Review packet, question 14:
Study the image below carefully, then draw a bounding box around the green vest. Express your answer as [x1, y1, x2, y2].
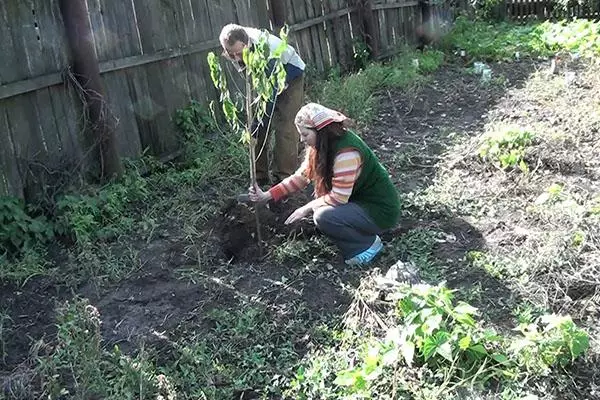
[333, 130, 400, 229]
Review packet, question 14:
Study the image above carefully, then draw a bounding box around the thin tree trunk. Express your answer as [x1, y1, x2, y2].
[246, 72, 263, 255]
[59, 0, 123, 179]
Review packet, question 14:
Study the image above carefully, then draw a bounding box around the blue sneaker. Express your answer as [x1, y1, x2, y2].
[345, 236, 383, 266]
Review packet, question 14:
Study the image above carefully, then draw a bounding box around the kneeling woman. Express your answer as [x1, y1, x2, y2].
[249, 103, 400, 265]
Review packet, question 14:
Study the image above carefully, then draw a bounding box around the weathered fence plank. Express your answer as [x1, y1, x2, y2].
[322, 0, 340, 70]
[6, 0, 551, 199]
[0, 109, 23, 197]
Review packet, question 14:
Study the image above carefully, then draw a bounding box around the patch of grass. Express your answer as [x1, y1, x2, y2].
[161, 305, 338, 399]
[271, 235, 338, 267]
[0, 247, 51, 286]
[312, 49, 444, 125]
[380, 227, 444, 281]
[55, 169, 150, 245]
[63, 243, 141, 286]
[445, 17, 600, 61]
[22, 298, 163, 400]
[478, 126, 535, 172]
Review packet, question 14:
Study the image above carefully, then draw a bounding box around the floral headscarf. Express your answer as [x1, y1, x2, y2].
[294, 103, 348, 130]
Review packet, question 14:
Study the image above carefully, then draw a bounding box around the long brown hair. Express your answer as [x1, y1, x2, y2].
[304, 122, 347, 196]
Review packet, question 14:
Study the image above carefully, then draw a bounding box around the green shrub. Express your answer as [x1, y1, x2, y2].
[0, 196, 54, 256]
[478, 127, 535, 171]
[55, 170, 149, 245]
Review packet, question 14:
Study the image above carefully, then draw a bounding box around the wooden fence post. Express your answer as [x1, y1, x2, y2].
[270, 0, 286, 32]
[59, 0, 123, 179]
[356, 0, 380, 59]
[257, 0, 271, 29]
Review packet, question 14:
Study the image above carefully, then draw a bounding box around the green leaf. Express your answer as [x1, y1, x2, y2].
[365, 346, 380, 368]
[334, 370, 357, 386]
[423, 314, 443, 335]
[469, 344, 488, 355]
[422, 331, 450, 361]
[422, 337, 438, 361]
[402, 340, 415, 366]
[519, 159, 529, 173]
[459, 335, 472, 350]
[454, 302, 478, 316]
[491, 353, 509, 364]
[437, 342, 453, 362]
[222, 99, 238, 123]
[569, 330, 589, 358]
[455, 313, 476, 327]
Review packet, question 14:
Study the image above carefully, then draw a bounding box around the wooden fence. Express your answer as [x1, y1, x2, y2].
[0, 0, 450, 200]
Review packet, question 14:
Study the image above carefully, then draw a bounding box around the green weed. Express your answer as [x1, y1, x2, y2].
[313, 49, 444, 125]
[445, 17, 600, 61]
[288, 283, 589, 399]
[478, 127, 535, 171]
[0, 246, 51, 286]
[34, 298, 162, 400]
[55, 169, 149, 245]
[511, 314, 589, 376]
[0, 196, 54, 257]
[174, 99, 217, 141]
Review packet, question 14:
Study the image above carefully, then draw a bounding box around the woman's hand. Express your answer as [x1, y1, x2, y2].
[248, 183, 272, 203]
[284, 205, 312, 225]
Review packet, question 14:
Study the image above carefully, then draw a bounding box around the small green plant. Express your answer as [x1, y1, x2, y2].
[329, 283, 512, 398]
[352, 38, 371, 71]
[511, 314, 589, 376]
[174, 99, 216, 140]
[55, 170, 149, 244]
[415, 49, 445, 74]
[478, 127, 535, 171]
[546, 183, 564, 201]
[320, 283, 589, 398]
[0, 196, 54, 256]
[571, 230, 585, 247]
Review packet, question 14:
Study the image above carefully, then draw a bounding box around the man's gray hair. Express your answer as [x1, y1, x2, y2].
[219, 24, 249, 47]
